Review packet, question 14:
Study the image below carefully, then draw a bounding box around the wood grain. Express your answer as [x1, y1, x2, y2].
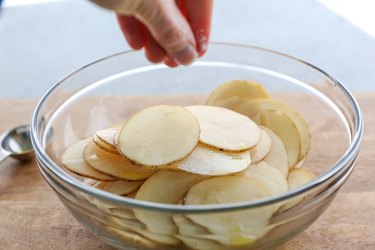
[0, 95, 374, 250]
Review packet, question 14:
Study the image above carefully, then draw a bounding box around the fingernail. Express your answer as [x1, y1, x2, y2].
[172, 45, 198, 66]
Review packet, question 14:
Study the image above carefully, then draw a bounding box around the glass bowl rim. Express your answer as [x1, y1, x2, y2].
[31, 42, 364, 213]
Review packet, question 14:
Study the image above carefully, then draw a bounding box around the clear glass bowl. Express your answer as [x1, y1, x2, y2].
[31, 43, 363, 250]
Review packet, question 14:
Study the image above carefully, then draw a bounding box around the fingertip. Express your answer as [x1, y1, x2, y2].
[145, 50, 165, 63]
[171, 45, 198, 66]
[164, 56, 179, 67]
[144, 31, 166, 63]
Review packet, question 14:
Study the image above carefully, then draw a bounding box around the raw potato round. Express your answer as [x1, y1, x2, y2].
[206, 80, 270, 106]
[214, 96, 246, 111]
[133, 228, 180, 246]
[177, 145, 251, 176]
[234, 98, 310, 162]
[93, 134, 119, 155]
[234, 99, 266, 122]
[294, 157, 306, 169]
[186, 105, 261, 152]
[61, 138, 117, 181]
[107, 227, 160, 249]
[249, 127, 272, 163]
[185, 176, 273, 235]
[263, 109, 301, 168]
[113, 128, 121, 147]
[84, 179, 143, 196]
[288, 168, 315, 188]
[96, 127, 118, 149]
[118, 105, 200, 167]
[84, 140, 157, 180]
[111, 216, 180, 246]
[238, 161, 288, 197]
[174, 205, 258, 247]
[194, 233, 256, 247]
[173, 214, 209, 237]
[278, 168, 315, 212]
[251, 113, 262, 125]
[134, 170, 206, 234]
[253, 99, 311, 160]
[126, 189, 139, 199]
[176, 235, 227, 250]
[109, 207, 137, 220]
[262, 127, 289, 177]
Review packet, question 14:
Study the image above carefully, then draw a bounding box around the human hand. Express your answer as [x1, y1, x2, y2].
[91, 0, 213, 67]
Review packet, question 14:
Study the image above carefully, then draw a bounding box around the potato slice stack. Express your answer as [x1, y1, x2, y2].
[61, 80, 316, 250]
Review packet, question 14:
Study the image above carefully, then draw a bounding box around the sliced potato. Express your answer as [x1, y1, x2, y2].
[82, 180, 119, 211]
[173, 214, 209, 237]
[250, 127, 272, 163]
[112, 217, 145, 230]
[83, 177, 100, 186]
[118, 105, 200, 167]
[251, 113, 262, 125]
[288, 168, 315, 189]
[278, 168, 315, 212]
[126, 189, 139, 198]
[262, 127, 289, 177]
[84, 140, 157, 180]
[195, 233, 256, 247]
[294, 157, 306, 169]
[61, 138, 118, 181]
[134, 228, 180, 246]
[109, 207, 137, 220]
[177, 145, 251, 176]
[84, 196, 118, 211]
[176, 235, 228, 250]
[186, 105, 261, 152]
[113, 127, 121, 147]
[206, 80, 270, 106]
[134, 170, 206, 234]
[88, 179, 143, 196]
[95, 127, 118, 149]
[92, 134, 119, 154]
[111, 216, 180, 246]
[256, 99, 311, 160]
[235, 98, 310, 161]
[263, 109, 301, 168]
[232, 99, 268, 124]
[107, 226, 160, 249]
[185, 176, 273, 236]
[238, 161, 288, 197]
[175, 217, 261, 247]
[213, 96, 246, 110]
[173, 214, 260, 246]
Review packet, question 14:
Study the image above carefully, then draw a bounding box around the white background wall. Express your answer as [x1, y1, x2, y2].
[1, 0, 375, 97]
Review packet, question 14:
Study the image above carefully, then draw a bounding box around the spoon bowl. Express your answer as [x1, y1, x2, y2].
[0, 125, 34, 162]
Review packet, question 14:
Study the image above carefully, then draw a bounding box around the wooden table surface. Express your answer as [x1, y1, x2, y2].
[0, 95, 374, 250]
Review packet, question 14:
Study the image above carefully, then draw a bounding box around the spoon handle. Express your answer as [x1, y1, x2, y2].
[0, 148, 11, 163]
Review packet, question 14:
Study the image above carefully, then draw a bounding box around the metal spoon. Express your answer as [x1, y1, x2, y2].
[0, 125, 34, 162]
